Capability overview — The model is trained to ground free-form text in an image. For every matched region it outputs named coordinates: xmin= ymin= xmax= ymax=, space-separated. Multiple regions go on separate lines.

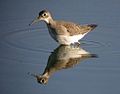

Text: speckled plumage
xmin=48 ymin=20 xmax=97 ymax=35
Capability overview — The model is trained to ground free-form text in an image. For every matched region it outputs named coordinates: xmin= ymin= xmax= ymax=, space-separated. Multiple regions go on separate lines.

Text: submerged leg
xmin=70 ymin=42 xmax=80 ymax=48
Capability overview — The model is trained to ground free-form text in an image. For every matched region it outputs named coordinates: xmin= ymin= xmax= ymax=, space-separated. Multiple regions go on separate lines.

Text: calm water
xmin=0 ymin=0 xmax=120 ymax=94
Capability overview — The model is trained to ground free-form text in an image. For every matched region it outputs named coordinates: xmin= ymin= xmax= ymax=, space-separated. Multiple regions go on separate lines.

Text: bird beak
xmin=29 ymin=16 xmax=41 ymax=26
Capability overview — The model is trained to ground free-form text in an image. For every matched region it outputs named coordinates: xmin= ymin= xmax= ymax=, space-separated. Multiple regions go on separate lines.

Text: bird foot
xmin=70 ymin=42 xmax=80 ymax=48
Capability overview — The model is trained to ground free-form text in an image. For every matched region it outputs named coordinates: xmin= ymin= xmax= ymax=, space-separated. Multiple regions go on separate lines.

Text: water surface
xmin=0 ymin=0 xmax=120 ymax=94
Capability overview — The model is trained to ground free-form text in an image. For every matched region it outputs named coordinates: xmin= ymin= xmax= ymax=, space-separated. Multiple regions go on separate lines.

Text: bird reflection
xmin=32 ymin=45 xmax=97 ymax=85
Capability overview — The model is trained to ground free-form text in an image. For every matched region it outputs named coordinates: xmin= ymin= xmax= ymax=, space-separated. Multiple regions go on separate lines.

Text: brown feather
xmin=54 ymin=21 xmax=97 ymax=36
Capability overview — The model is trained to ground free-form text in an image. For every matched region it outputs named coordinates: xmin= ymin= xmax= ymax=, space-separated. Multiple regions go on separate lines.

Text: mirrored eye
xmin=41 ymin=79 xmax=45 ymax=84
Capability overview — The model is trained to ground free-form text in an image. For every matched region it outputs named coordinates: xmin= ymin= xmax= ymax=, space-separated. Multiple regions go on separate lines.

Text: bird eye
xmin=42 ymin=13 xmax=47 ymax=17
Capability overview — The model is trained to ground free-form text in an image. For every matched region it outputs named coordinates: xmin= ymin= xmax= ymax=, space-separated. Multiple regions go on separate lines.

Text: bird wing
xmin=57 ymin=21 xmax=97 ymax=36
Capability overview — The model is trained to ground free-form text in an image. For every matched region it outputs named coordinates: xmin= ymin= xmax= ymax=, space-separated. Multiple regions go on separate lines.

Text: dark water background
xmin=0 ymin=0 xmax=120 ymax=94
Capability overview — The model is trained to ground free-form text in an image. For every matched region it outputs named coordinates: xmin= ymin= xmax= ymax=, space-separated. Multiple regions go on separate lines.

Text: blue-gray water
xmin=0 ymin=0 xmax=120 ymax=94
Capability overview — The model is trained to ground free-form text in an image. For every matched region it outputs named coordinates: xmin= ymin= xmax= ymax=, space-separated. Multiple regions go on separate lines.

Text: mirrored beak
xmin=29 ymin=16 xmax=40 ymax=26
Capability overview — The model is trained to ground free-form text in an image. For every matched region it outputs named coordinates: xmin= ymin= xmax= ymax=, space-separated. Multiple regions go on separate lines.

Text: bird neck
xmin=45 ymin=17 xmax=55 ymax=25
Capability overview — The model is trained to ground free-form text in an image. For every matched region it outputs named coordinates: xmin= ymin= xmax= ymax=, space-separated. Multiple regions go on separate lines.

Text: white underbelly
xmin=57 ymin=34 xmax=87 ymax=45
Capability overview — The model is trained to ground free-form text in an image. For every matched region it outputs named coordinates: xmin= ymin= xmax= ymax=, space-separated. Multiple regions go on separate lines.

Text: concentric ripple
xmin=1 ymin=26 xmax=104 ymax=54
xmin=2 ymin=27 xmax=52 ymax=53
xmin=80 ymin=40 xmax=104 ymax=48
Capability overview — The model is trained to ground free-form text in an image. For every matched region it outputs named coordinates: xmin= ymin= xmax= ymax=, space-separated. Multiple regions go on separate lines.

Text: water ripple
xmin=3 ymin=39 xmax=52 ymax=53
xmin=1 ymin=27 xmax=118 ymax=55
xmin=1 ymin=27 xmax=47 ymax=39
xmin=80 ymin=40 xmax=104 ymax=48
xmin=1 ymin=27 xmax=52 ymax=53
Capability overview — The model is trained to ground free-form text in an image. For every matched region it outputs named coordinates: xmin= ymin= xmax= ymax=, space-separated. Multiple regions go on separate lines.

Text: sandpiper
xmin=30 ymin=9 xmax=97 ymax=45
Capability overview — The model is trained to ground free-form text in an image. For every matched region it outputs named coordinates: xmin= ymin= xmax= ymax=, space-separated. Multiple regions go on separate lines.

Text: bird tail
xmin=87 ymin=24 xmax=98 ymax=30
